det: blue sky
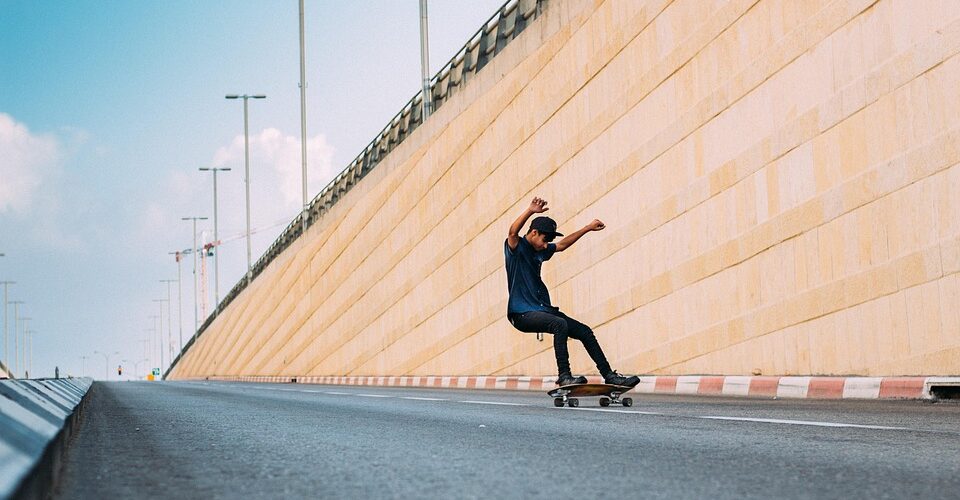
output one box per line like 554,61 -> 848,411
0,0 -> 505,379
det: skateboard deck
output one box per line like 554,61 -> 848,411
547,383 -> 636,408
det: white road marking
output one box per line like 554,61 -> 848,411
561,407 -> 665,416
459,401 -> 528,406
192,383 -> 922,432
697,415 -> 909,430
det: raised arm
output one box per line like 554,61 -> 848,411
507,197 -> 549,250
555,219 -> 605,252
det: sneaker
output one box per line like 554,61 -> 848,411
604,371 -> 640,387
556,373 -> 588,386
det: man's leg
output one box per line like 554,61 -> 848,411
556,313 -> 613,377
509,311 -> 571,376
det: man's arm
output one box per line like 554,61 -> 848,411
555,219 -> 605,252
507,197 -> 549,250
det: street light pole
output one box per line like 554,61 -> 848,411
79,355 -> 89,377
147,316 -> 159,375
169,251 -> 185,352
9,302 -> 22,377
25,330 -> 34,377
298,0 -> 309,234
419,0 -> 432,121
152,299 -> 167,373
181,217 -> 208,335
225,94 -> 266,280
93,350 -> 119,381
18,317 -> 30,378
0,281 -> 14,373
160,279 -> 176,363
133,358 -> 149,379
198,167 -> 231,310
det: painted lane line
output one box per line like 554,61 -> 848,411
459,401 -> 528,406
697,415 -> 910,430
324,391 -> 351,395
356,394 -> 394,398
401,397 -> 448,401
561,407 -> 665,416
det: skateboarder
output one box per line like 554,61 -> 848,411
505,197 -> 640,387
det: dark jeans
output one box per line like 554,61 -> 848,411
508,310 -> 612,377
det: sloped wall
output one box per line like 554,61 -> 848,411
170,0 -> 960,380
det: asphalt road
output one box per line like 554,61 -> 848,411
53,381 -> 960,499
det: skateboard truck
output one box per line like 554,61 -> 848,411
549,383 -> 635,408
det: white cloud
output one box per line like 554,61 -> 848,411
0,113 -> 61,214
212,127 -> 336,211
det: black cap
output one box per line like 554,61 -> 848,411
529,216 -> 563,237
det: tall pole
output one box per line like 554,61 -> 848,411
1,281 -> 14,373
198,168 -> 230,310
148,316 -> 159,374
182,217 -> 208,335
225,95 -> 264,280
299,0 -> 309,234
160,279 -> 175,361
26,330 -> 33,377
79,355 -> 88,377
169,252 -> 184,351
152,300 -> 166,373
10,301 -> 22,376
419,0 -> 432,121
94,350 -> 118,381
138,337 -> 150,361
18,318 -> 30,378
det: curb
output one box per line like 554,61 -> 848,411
0,378 -> 93,500
189,375 -> 960,400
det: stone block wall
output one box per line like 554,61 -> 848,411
170,0 -> 960,379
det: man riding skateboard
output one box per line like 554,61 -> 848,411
505,197 -> 640,387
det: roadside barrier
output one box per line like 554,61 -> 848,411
0,378 -> 92,500
189,374 -> 960,400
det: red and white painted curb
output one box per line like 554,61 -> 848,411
188,375 -> 960,400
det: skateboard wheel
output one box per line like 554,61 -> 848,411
553,397 -> 564,407
599,397 -> 610,407
568,398 -> 579,408
622,397 -> 633,407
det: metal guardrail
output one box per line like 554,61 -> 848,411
166,0 -> 546,378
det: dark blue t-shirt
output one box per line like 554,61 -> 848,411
504,237 -> 557,314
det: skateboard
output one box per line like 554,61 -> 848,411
547,383 -> 635,408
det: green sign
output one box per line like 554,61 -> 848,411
151,368 -> 161,376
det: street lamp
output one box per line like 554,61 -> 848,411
8,301 -> 22,377
168,251 -> 186,352
1,281 -> 14,372
79,355 -> 89,377
151,299 -> 167,373
132,357 -> 149,379
198,167 -> 231,310
181,217 -> 208,335
419,0 -> 432,121
93,350 -> 119,381
225,94 -> 266,280
25,330 -> 34,377
160,279 -> 176,363
18,317 -> 30,378
298,0 -> 309,234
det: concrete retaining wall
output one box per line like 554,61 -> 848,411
0,378 -> 92,499
171,0 -> 960,381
